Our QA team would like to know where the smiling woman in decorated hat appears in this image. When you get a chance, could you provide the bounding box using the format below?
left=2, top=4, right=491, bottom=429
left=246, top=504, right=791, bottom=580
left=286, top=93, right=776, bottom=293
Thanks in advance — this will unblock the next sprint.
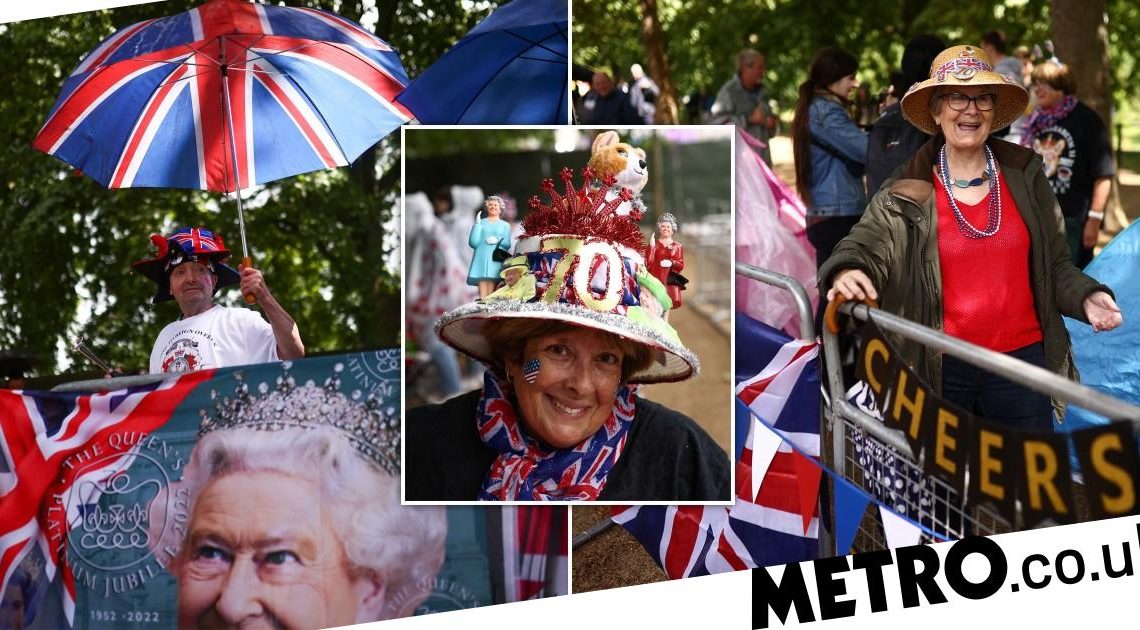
left=820, top=45, right=1123, bottom=431
left=405, top=168, right=730, bottom=501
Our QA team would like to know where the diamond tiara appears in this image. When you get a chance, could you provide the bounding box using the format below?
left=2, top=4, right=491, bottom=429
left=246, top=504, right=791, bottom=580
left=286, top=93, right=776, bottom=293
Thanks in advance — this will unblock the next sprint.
left=198, top=363, right=400, bottom=475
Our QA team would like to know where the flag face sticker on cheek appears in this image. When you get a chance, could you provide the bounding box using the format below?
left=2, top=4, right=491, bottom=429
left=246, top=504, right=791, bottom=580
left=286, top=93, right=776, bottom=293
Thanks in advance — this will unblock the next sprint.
left=523, top=358, right=541, bottom=383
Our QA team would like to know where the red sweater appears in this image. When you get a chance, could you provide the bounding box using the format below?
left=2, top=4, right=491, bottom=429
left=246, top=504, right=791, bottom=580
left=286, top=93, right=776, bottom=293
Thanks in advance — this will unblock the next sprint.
left=936, top=175, right=1042, bottom=352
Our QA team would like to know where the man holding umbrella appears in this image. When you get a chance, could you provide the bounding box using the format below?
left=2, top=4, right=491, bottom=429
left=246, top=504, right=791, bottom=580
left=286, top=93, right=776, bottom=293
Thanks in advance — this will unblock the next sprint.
left=133, top=227, right=304, bottom=374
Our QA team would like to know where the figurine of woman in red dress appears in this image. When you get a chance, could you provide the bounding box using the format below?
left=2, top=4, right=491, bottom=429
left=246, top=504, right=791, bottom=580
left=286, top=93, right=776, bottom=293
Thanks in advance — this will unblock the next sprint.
left=646, top=212, right=685, bottom=319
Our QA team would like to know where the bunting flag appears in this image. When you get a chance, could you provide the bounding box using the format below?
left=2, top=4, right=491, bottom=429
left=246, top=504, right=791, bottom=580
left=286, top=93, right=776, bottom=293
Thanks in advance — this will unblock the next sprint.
left=612, top=314, right=821, bottom=576
left=833, top=477, right=871, bottom=556
left=878, top=505, right=924, bottom=549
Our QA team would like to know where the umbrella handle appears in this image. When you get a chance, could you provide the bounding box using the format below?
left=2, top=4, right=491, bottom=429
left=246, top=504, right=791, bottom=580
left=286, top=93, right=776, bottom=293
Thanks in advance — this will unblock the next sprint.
left=240, top=256, right=257, bottom=305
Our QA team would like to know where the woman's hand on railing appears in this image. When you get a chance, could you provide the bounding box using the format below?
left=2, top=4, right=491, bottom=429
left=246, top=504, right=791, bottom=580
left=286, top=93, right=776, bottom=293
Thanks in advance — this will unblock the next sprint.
left=827, top=269, right=878, bottom=302
left=824, top=270, right=879, bottom=335
left=1084, top=291, right=1123, bottom=332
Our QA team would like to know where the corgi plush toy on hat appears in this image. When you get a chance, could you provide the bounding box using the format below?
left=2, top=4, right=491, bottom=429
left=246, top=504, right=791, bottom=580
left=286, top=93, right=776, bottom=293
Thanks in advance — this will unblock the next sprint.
left=586, top=130, right=648, bottom=220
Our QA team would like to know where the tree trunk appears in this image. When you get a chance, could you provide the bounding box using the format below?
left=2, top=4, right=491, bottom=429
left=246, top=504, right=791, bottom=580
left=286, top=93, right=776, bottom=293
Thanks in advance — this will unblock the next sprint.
left=638, top=0, right=678, bottom=124
left=1050, top=0, right=1110, bottom=123
left=1050, top=0, right=1127, bottom=233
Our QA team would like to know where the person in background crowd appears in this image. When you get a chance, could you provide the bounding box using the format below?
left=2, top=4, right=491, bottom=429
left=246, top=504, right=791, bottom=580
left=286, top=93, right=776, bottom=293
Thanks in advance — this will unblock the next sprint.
left=628, top=63, right=660, bottom=124
left=981, top=30, right=1025, bottom=143
left=791, top=47, right=867, bottom=269
left=853, top=83, right=877, bottom=129
left=576, top=71, right=642, bottom=125
left=710, top=49, right=778, bottom=165
left=1023, top=59, right=1115, bottom=268
left=866, top=34, right=946, bottom=196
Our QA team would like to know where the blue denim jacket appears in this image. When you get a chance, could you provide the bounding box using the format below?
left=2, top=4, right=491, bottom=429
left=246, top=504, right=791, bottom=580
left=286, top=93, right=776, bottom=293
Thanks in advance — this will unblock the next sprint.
left=807, top=95, right=868, bottom=217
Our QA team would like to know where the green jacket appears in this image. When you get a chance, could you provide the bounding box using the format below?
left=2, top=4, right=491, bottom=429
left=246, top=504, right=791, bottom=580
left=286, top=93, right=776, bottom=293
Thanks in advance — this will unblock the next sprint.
left=819, top=136, right=1111, bottom=411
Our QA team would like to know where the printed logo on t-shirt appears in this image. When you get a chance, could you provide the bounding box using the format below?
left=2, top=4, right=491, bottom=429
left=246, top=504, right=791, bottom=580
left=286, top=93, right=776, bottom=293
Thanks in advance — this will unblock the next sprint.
left=1033, top=125, right=1075, bottom=195
left=160, top=338, right=201, bottom=373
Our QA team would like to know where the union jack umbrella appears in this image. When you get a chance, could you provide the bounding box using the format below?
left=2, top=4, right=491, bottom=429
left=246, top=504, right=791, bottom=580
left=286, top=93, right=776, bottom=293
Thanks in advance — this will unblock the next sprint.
left=31, top=0, right=413, bottom=261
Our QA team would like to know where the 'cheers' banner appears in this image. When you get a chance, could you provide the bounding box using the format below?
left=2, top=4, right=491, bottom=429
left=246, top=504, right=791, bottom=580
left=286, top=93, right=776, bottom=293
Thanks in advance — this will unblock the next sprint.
left=857, top=320, right=1139, bottom=528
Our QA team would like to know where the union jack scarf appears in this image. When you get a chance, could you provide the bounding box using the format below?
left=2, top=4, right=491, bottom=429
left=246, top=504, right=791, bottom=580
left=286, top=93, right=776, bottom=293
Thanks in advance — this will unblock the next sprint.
left=1020, top=94, right=1078, bottom=147
left=476, top=371, right=635, bottom=501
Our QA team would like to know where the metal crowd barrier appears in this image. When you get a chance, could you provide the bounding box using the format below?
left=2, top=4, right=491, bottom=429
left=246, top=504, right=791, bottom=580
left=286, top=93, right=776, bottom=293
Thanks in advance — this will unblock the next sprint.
left=821, top=299, right=1140, bottom=550
left=682, top=215, right=733, bottom=328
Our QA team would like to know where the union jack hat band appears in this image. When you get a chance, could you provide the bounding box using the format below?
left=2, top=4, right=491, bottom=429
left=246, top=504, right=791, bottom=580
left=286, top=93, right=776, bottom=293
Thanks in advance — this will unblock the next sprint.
left=900, top=44, right=1028, bottom=136
left=131, top=226, right=240, bottom=304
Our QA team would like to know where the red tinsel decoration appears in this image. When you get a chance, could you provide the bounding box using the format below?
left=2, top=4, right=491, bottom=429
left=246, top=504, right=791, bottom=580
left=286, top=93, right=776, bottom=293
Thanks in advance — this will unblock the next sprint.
left=522, top=168, right=645, bottom=251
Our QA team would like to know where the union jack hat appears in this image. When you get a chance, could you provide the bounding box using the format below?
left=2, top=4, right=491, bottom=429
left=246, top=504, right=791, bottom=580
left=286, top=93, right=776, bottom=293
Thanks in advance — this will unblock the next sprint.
left=436, top=168, right=699, bottom=384
left=900, top=44, right=1028, bottom=135
left=131, top=226, right=241, bottom=304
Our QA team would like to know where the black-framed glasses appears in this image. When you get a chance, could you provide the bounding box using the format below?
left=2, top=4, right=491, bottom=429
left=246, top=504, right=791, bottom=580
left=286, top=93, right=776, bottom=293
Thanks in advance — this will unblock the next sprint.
left=943, top=92, right=997, bottom=112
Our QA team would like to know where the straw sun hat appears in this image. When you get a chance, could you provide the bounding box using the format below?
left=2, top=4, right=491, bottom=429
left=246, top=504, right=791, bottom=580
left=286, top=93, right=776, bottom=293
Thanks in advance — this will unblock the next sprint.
left=900, top=44, right=1028, bottom=135
left=436, top=167, right=699, bottom=384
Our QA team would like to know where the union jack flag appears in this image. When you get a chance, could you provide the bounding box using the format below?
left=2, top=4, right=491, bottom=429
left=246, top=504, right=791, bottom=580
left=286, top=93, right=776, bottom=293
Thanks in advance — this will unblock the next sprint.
left=478, top=375, right=633, bottom=501
left=0, top=372, right=209, bottom=625
left=934, top=56, right=991, bottom=81
left=169, top=227, right=224, bottom=254
left=612, top=314, right=821, bottom=576
left=500, top=506, right=567, bottom=601
left=33, top=0, right=412, bottom=193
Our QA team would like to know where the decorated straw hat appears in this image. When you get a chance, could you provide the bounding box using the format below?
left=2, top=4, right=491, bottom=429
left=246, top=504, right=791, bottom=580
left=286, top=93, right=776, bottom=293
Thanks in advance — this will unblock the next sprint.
left=436, top=167, right=699, bottom=384
left=900, top=44, right=1028, bottom=135
left=131, top=226, right=241, bottom=304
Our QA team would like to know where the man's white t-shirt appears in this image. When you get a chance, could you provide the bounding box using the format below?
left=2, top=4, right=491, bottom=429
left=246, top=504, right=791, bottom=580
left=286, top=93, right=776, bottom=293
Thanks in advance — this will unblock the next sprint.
left=150, top=305, right=279, bottom=374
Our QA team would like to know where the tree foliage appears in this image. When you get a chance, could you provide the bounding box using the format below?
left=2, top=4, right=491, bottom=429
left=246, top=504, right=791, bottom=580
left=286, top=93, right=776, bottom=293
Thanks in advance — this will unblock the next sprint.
left=0, top=0, right=498, bottom=376
left=573, top=1, right=1117, bottom=120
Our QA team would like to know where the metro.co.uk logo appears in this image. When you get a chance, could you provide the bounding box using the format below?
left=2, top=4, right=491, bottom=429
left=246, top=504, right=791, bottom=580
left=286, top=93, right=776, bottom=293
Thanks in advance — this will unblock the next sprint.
left=753, top=524, right=1140, bottom=627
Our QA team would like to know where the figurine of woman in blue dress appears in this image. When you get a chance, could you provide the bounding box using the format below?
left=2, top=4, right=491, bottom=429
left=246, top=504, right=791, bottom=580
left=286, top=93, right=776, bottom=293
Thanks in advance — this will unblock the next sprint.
left=467, top=195, right=513, bottom=297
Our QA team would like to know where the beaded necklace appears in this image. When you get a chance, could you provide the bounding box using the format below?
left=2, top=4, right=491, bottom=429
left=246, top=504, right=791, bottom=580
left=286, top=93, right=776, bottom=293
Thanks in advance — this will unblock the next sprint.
left=938, top=144, right=1001, bottom=239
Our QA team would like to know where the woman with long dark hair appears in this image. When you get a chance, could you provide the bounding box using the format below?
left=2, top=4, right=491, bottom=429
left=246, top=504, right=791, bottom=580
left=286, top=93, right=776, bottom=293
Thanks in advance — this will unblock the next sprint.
left=791, top=47, right=867, bottom=268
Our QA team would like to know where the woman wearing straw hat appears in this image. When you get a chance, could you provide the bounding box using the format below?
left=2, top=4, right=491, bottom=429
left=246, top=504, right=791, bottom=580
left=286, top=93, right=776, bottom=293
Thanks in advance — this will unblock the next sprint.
left=405, top=168, right=730, bottom=501
left=820, top=44, right=1123, bottom=431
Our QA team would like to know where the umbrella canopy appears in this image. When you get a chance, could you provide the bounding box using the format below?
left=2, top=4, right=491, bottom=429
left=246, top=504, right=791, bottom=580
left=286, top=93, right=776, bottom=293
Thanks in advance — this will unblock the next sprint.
left=397, top=0, right=568, bottom=124
left=32, top=0, right=413, bottom=193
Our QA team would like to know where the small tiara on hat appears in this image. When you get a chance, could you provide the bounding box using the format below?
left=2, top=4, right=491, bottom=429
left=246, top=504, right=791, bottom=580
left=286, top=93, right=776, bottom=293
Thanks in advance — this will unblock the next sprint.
left=198, top=363, right=400, bottom=475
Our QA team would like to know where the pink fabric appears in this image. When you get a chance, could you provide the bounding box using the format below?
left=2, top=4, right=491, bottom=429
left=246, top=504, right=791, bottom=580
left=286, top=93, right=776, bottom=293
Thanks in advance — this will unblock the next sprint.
left=734, top=129, right=819, bottom=338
